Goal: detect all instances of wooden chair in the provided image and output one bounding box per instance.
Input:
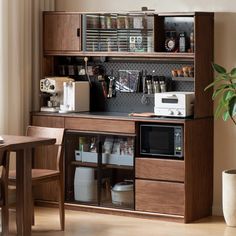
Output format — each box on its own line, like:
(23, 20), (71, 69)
(9, 126), (65, 230)
(0, 149), (10, 235)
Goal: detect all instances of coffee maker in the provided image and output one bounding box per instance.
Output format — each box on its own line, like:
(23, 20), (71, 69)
(59, 81), (90, 113)
(40, 77), (74, 112)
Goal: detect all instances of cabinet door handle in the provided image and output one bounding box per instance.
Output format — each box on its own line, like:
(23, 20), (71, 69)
(77, 28), (80, 37)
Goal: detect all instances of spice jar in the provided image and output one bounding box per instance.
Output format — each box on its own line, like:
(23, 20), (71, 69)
(177, 69), (183, 77)
(182, 66), (189, 77)
(160, 81), (166, 93)
(146, 78), (153, 94)
(188, 66), (194, 77)
(171, 69), (178, 77)
(153, 80), (160, 93)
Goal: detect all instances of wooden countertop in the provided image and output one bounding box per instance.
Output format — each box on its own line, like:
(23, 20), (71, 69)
(31, 111), (195, 124)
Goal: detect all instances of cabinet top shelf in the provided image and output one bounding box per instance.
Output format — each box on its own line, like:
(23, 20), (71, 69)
(43, 11), (213, 17)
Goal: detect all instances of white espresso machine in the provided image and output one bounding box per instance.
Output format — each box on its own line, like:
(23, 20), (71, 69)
(40, 77), (74, 112)
(59, 81), (90, 113)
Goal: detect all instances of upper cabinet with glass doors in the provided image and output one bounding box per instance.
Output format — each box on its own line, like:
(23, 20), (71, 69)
(82, 13), (155, 53)
(43, 11), (213, 62)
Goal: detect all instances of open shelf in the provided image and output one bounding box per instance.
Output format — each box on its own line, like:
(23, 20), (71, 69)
(172, 77), (194, 82)
(71, 161), (133, 170)
(44, 51), (195, 61)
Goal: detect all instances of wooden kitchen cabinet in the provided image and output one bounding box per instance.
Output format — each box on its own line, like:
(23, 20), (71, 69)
(30, 10), (214, 223)
(43, 12), (82, 54)
(30, 113), (213, 222)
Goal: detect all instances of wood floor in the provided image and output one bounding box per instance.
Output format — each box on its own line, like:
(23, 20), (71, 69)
(2, 207), (236, 236)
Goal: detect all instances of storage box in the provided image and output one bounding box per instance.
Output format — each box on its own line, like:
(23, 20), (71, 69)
(107, 154), (133, 166)
(76, 151), (107, 164)
(75, 151), (133, 166)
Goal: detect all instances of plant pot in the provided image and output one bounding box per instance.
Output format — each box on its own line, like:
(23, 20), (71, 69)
(223, 169), (236, 226)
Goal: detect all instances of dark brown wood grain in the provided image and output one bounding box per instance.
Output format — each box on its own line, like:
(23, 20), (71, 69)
(184, 118), (213, 222)
(135, 179), (185, 215)
(194, 13), (214, 118)
(32, 115), (65, 128)
(135, 158), (184, 182)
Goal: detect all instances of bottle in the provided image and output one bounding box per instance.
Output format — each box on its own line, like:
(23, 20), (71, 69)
(153, 81), (160, 93)
(179, 32), (186, 52)
(190, 32), (194, 52)
(146, 76), (153, 94)
(159, 76), (167, 92)
(142, 70), (147, 93)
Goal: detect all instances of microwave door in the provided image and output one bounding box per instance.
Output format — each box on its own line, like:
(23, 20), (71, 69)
(150, 128), (174, 156)
(141, 126), (175, 156)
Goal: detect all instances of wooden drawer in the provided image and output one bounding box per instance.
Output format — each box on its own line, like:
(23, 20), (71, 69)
(135, 179), (185, 215)
(135, 158), (184, 182)
(65, 117), (136, 134)
(32, 115), (65, 128)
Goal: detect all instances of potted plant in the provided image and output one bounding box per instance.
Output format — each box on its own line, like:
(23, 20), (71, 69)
(205, 63), (236, 226)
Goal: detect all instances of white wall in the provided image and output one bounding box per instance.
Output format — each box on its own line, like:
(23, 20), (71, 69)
(55, 0), (236, 12)
(55, 0), (236, 216)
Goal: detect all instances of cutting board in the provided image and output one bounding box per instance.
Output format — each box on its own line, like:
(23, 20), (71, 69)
(129, 112), (157, 117)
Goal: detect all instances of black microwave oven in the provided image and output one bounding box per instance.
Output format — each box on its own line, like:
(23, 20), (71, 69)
(140, 124), (183, 159)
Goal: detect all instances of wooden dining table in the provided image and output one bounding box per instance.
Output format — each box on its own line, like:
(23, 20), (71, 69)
(0, 135), (56, 236)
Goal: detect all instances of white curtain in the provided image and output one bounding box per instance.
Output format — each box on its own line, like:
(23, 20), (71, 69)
(0, 0), (54, 135)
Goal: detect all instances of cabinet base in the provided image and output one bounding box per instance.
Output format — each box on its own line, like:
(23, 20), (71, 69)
(35, 200), (185, 223)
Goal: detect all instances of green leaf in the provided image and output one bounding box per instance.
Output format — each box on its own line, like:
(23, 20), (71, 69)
(212, 84), (232, 100)
(230, 68), (236, 77)
(212, 88), (223, 100)
(204, 76), (226, 91)
(222, 111), (230, 121)
(223, 90), (235, 102)
(212, 63), (227, 74)
(228, 96), (236, 117)
(214, 99), (226, 118)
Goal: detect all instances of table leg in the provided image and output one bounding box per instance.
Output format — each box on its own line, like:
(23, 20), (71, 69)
(16, 148), (32, 236)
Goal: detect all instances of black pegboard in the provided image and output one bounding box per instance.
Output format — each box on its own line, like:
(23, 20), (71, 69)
(53, 57), (195, 113)
(105, 92), (154, 113)
(99, 61), (194, 113)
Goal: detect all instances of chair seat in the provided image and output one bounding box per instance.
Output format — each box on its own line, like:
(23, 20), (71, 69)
(9, 169), (60, 184)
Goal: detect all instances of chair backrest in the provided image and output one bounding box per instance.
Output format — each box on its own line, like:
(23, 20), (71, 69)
(26, 126), (65, 171)
(0, 149), (9, 206)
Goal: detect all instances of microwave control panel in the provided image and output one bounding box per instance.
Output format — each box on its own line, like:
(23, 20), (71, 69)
(174, 127), (183, 157)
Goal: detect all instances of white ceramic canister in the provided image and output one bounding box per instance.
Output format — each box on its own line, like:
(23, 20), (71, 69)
(222, 169), (236, 226)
